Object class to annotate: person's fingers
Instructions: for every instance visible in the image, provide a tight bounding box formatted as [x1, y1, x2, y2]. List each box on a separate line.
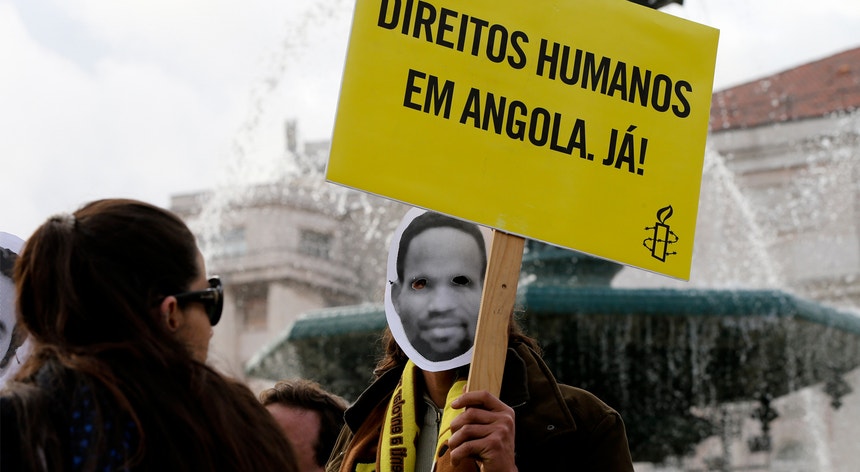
[446, 390, 517, 472]
[449, 422, 510, 447]
[450, 406, 514, 433]
[450, 390, 514, 431]
[449, 428, 516, 472]
[451, 390, 508, 411]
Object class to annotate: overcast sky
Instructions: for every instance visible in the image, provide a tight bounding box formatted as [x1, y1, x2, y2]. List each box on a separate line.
[2, 0, 858, 240]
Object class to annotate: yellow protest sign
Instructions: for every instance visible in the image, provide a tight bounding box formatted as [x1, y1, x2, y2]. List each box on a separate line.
[327, 0, 719, 280]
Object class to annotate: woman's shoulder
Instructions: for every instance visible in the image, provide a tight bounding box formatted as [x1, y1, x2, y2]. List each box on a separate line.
[0, 392, 25, 471]
[1, 374, 70, 471]
[0, 368, 64, 413]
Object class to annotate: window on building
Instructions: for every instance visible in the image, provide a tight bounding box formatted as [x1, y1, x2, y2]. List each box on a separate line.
[235, 283, 268, 331]
[298, 229, 332, 260]
[220, 227, 247, 258]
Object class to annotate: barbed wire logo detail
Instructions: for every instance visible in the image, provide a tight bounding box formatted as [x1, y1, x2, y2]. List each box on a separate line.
[643, 205, 678, 262]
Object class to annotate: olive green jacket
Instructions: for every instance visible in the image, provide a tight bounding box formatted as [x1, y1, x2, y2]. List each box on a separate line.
[326, 343, 634, 472]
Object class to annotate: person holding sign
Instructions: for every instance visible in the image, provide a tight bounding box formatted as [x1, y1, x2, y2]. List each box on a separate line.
[325, 209, 633, 472]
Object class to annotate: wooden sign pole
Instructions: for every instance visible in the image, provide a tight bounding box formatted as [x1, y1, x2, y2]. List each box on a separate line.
[466, 230, 525, 396]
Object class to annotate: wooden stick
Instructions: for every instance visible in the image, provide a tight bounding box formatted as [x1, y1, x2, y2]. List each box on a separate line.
[466, 230, 525, 396]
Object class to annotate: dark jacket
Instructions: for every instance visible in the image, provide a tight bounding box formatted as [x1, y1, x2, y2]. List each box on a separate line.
[326, 343, 634, 472]
[1, 362, 137, 472]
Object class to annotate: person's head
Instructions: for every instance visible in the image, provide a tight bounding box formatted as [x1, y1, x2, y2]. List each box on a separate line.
[386, 210, 488, 369]
[14, 199, 222, 364]
[7, 199, 298, 471]
[259, 379, 348, 472]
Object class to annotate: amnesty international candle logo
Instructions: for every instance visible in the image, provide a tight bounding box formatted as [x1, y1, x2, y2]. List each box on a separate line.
[644, 205, 678, 262]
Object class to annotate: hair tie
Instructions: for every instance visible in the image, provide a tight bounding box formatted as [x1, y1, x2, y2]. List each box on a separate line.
[49, 213, 77, 231]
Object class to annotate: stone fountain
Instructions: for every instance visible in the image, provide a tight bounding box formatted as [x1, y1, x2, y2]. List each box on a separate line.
[246, 239, 860, 464]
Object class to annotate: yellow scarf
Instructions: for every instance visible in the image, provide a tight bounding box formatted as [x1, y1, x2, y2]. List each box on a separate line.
[376, 360, 471, 472]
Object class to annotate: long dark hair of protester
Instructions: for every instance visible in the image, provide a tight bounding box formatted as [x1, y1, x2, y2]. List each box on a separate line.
[2, 199, 297, 471]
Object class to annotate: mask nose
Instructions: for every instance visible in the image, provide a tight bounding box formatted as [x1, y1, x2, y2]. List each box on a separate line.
[427, 285, 457, 315]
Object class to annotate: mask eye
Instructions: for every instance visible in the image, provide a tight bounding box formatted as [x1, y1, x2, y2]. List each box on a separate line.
[411, 278, 427, 290]
[452, 275, 471, 286]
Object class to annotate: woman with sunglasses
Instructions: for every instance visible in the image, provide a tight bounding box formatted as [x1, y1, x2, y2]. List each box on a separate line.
[0, 199, 298, 472]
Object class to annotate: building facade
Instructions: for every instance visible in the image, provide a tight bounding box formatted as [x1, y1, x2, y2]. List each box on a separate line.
[614, 47, 860, 314]
[628, 47, 860, 471]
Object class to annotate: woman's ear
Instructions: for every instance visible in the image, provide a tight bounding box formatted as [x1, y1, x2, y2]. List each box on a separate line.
[159, 296, 181, 332]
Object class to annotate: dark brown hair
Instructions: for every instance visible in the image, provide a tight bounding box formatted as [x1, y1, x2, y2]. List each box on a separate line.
[260, 378, 348, 467]
[6, 199, 297, 471]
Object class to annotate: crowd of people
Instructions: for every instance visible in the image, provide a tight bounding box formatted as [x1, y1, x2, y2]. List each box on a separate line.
[1, 199, 633, 471]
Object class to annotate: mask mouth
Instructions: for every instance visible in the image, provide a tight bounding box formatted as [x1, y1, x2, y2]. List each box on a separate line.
[420, 323, 469, 348]
[420, 317, 466, 330]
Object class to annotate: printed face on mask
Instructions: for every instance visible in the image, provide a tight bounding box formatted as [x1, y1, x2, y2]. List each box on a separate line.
[392, 226, 485, 362]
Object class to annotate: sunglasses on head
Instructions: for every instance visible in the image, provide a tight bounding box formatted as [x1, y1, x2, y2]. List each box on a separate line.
[173, 277, 223, 326]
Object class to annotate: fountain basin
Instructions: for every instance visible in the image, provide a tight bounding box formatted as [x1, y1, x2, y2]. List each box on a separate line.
[245, 287, 860, 462]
